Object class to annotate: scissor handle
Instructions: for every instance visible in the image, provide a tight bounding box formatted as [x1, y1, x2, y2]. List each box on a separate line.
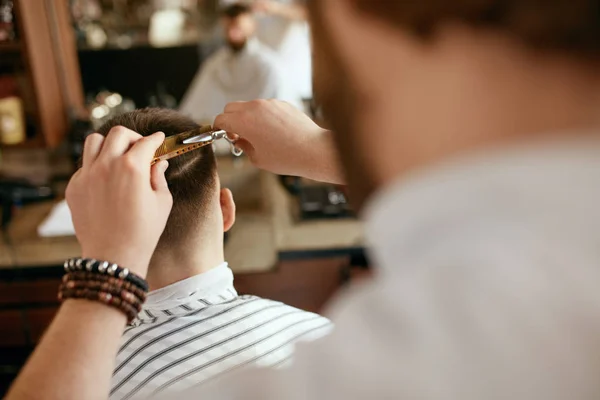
[223, 134, 243, 157]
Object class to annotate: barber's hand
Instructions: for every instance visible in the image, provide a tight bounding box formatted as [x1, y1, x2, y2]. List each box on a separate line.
[214, 100, 343, 183]
[66, 127, 172, 278]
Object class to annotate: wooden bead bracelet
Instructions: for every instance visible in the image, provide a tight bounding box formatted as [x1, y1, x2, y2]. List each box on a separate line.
[59, 288, 139, 323]
[59, 258, 149, 323]
[63, 272, 147, 301]
[59, 280, 143, 313]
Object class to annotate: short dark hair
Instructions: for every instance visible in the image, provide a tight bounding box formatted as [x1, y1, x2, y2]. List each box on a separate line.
[221, 3, 252, 19]
[310, 0, 600, 59]
[97, 108, 218, 248]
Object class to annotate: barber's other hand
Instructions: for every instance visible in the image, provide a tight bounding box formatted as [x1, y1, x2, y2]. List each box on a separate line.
[66, 127, 172, 278]
[214, 100, 343, 183]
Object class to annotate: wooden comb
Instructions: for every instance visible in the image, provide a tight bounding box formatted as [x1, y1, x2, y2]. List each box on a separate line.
[152, 125, 216, 165]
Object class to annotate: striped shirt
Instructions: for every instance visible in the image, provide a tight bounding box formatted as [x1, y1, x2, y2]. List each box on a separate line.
[109, 263, 332, 400]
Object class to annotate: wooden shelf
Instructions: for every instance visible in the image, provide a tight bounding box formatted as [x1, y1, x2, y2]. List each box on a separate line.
[77, 38, 199, 52]
[0, 136, 44, 149]
[0, 42, 21, 53]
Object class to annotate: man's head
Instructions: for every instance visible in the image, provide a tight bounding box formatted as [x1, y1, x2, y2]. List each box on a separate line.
[221, 3, 256, 52]
[97, 108, 236, 255]
[308, 0, 600, 210]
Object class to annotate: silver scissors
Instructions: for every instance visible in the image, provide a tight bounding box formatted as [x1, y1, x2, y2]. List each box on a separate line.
[182, 129, 243, 156]
[152, 126, 243, 165]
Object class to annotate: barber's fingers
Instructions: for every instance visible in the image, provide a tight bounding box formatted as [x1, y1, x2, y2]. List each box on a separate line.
[126, 131, 165, 166]
[82, 133, 105, 170]
[217, 102, 253, 136]
[227, 131, 240, 142]
[150, 160, 170, 193]
[233, 138, 254, 157]
[223, 101, 247, 113]
[97, 126, 144, 162]
[214, 113, 241, 143]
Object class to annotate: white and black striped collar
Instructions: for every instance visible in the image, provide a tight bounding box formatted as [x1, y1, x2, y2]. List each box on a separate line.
[136, 263, 237, 321]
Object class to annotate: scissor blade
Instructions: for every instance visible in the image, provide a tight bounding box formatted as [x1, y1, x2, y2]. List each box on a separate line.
[182, 132, 214, 144]
[182, 129, 226, 144]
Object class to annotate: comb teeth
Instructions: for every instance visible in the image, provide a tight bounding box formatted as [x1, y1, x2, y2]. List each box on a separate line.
[152, 141, 211, 165]
[154, 135, 179, 158]
[156, 141, 168, 157]
[151, 143, 206, 165]
[152, 126, 216, 164]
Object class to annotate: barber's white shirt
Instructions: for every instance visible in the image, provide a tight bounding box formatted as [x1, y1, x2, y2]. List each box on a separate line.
[182, 137, 600, 399]
[179, 38, 302, 122]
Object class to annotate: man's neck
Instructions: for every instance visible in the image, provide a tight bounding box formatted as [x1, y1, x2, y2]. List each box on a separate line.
[145, 240, 225, 292]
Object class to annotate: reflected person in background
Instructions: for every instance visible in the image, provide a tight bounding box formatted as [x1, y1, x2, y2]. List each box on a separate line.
[179, 2, 302, 123]
[252, 0, 312, 99]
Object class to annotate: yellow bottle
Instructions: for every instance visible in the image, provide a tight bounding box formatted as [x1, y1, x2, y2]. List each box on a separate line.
[0, 96, 25, 145]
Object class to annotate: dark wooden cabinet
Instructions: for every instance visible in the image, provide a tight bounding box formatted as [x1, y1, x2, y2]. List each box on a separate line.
[235, 257, 349, 313]
[0, 279, 60, 346]
[0, 310, 27, 347]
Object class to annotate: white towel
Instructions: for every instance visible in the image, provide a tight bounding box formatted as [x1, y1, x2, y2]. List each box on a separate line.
[38, 200, 75, 237]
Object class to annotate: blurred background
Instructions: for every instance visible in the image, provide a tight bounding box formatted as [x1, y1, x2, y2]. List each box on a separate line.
[0, 0, 369, 394]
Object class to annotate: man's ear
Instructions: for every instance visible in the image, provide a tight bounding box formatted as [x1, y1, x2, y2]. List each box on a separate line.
[219, 188, 236, 232]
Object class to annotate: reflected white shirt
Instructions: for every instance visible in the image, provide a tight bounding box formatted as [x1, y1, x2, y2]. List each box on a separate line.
[255, 0, 312, 99]
[179, 38, 302, 122]
[181, 137, 600, 399]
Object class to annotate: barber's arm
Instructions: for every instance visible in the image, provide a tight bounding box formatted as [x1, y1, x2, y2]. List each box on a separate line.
[5, 129, 172, 400]
[214, 99, 345, 184]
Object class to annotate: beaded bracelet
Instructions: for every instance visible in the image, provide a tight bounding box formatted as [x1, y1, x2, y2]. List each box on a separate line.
[59, 288, 139, 323]
[63, 272, 147, 301]
[63, 258, 149, 292]
[59, 258, 148, 323]
[60, 281, 144, 312]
